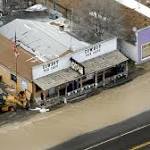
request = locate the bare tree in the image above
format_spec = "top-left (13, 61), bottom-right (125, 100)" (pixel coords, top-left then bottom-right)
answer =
top-left (71, 0), bottom-right (126, 43)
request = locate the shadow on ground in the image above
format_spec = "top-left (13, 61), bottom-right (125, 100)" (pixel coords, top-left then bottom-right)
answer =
top-left (0, 110), bottom-right (38, 127)
top-left (49, 110), bottom-right (150, 150)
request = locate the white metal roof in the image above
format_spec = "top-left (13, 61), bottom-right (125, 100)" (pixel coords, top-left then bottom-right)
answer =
top-left (115, 0), bottom-right (150, 18)
top-left (0, 19), bottom-right (89, 62)
top-left (83, 50), bottom-right (128, 74)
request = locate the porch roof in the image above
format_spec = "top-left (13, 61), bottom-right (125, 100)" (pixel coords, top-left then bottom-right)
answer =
top-left (82, 50), bottom-right (128, 74)
top-left (34, 50), bottom-right (128, 91)
top-left (34, 68), bottom-right (79, 91)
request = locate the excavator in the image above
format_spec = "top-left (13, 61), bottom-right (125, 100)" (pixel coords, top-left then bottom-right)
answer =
top-left (0, 91), bottom-right (29, 112)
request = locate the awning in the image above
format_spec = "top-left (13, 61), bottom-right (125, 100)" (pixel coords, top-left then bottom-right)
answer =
top-left (34, 50), bottom-right (128, 91)
top-left (82, 50), bottom-right (128, 74)
top-left (34, 68), bottom-right (79, 91)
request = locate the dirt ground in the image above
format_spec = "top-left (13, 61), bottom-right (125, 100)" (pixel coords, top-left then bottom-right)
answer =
top-left (0, 62), bottom-right (150, 150)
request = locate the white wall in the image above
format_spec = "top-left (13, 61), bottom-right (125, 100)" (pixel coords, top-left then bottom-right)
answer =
top-left (120, 40), bottom-right (138, 63)
top-left (32, 53), bottom-right (71, 80)
top-left (72, 37), bottom-right (117, 62)
top-left (32, 37), bottom-right (117, 80)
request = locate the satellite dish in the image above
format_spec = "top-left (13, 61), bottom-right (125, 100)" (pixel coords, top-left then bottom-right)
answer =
top-left (147, 0), bottom-right (150, 3)
top-left (132, 26), bottom-right (137, 32)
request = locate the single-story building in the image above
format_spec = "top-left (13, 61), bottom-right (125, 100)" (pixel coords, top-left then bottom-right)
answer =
top-left (115, 0), bottom-right (150, 64)
top-left (0, 18), bottom-right (128, 104)
top-left (120, 26), bottom-right (150, 64)
top-left (31, 34), bottom-right (128, 102)
top-left (34, 49), bottom-right (128, 103)
top-left (0, 34), bottom-right (40, 99)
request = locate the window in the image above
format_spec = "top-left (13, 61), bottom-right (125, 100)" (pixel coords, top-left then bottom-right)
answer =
top-left (142, 43), bottom-right (150, 59)
top-left (10, 74), bottom-right (17, 82)
top-left (35, 84), bottom-right (41, 92)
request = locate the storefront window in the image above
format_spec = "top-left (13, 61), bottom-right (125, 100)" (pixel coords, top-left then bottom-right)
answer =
top-left (142, 43), bottom-right (150, 59)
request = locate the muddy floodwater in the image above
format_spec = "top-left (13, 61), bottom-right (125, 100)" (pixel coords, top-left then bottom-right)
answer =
top-left (0, 65), bottom-right (150, 150)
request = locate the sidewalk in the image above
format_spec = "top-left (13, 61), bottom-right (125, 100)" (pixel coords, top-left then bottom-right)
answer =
top-left (0, 64), bottom-right (150, 150)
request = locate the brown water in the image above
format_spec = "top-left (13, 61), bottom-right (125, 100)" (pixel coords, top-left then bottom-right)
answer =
top-left (0, 70), bottom-right (150, 150)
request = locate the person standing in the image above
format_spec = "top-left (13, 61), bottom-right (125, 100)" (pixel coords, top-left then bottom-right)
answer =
top-left (40, 92), bottom-right (44, 101)
top-left (40, 92), bottom-right (45, 106)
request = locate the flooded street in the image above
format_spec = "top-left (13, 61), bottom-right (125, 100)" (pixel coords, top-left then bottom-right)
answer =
top-left (0, 66), bottom-right (150, 150)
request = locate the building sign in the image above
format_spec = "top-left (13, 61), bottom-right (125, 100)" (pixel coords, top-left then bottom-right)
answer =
top-left (32, 54), bottom-right (71, 80)
top-left (72, 37), bottom-right (117, 63)
top-left (85, 44), bottom-right (101, 57)
top-left (42, 59), bottom-right (59, 72)
top-left (32, 38), bottom-right (117, 80)
top-left (70, 58), bottom-right (85, 75)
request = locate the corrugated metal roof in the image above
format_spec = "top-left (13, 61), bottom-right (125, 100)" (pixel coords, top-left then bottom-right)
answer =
top-left (34, 68), bottom-right (79, 90)
top-left (0, 19), bottom-right (89, 62)
top-left (83, 50), bottom-right (128, 74)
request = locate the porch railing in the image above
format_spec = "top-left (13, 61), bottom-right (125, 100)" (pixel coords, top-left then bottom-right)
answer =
top-left (38, 71), bottom-right (128, 106)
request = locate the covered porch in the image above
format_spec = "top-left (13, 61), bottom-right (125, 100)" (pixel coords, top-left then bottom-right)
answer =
top-left (34, 50), bottom-right (128, 105)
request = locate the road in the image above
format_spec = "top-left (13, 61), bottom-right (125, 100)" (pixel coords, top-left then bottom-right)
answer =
top-left (84, 124), bottom-right (150, 150)
top-left (50, 111), bottom-right (150, 150)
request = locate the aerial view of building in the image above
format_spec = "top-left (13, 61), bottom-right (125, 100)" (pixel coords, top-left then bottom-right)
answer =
top-left (0, 0), bottom-right (150, 150)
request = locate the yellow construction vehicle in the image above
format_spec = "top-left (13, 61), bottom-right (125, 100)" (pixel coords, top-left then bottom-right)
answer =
top-left (0, 91), bottom-right (29, 112)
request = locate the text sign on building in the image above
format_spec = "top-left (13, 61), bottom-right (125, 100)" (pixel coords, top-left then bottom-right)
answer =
top-left (70, 58), bottom-right (85, 75)
top-left (85, 43), bottom-right (101, 57)
top-left (72, 37), bottom-right (117, 63)
top-left (32, 54), bottom-right (71, 80)
top-left (42, 59), bottom-right (59, 72)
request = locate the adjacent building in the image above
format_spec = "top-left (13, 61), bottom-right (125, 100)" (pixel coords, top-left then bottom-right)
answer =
top-left (115, 0), bottom-right (150, 64)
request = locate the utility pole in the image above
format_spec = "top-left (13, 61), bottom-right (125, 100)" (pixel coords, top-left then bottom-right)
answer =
top-left (13, 32), bottom-right (20, 95)
top-left (15, 54), bottom-right (18, 94)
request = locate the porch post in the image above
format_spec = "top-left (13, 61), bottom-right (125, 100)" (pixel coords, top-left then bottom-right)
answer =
top-left (103, 71), bottom-right (106, 87)
top-left (64, 83), bottom-right (68, 104)
top-left (77, 79), bottom-right (79, 89)
top-left (80, 77), bottom-right (83, 91)
top-left (95, 72), bottom-right (98, 88)
top-left (65, 83), bottom-right (68, 96)
top-left (125, 61), bottom-right (128, 78)
top-left (57, 86), bottom-right (60, 98)
top-left (72, 81), bottom-right (75, 91)
top-left (113, 66), bottom-right (117, 84)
